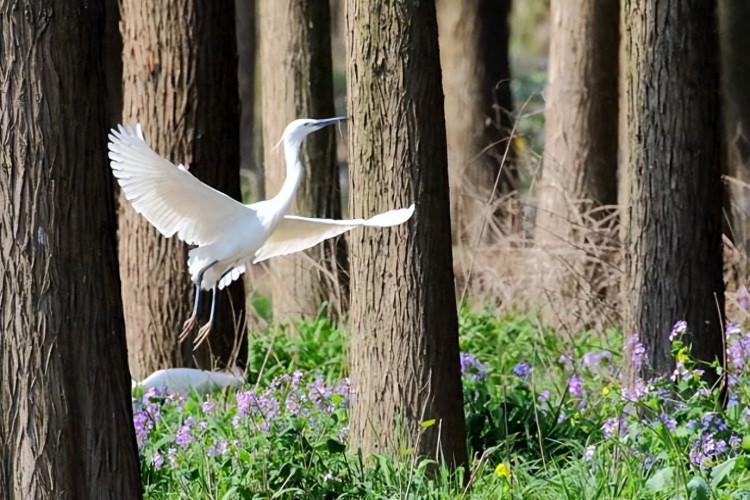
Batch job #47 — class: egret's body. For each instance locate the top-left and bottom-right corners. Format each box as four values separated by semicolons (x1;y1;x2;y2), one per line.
132;367;245;396
108;118;414;344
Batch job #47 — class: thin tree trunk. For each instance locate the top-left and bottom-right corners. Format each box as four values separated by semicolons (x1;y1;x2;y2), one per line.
0;1;142;497
535;0;619;244
438;0;518;244
119;0;247;378
346;0;468;469
622;0;724;380
259;0;347;321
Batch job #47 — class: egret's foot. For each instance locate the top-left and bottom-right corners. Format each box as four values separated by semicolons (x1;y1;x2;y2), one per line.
193;322;213;349
179;316;198;343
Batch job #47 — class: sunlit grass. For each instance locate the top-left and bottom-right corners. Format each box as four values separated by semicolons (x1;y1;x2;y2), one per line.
135;308;750;499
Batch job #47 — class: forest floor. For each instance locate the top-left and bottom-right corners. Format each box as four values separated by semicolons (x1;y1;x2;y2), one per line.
133;307;750;499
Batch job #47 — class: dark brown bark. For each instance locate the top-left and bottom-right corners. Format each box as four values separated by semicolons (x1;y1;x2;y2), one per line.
622;0;724;380
0;1;142;497
719;0;750;257
119;0;247;378
259;0;347;320
346;1;468;469
535;0;619;244
438;0;518;244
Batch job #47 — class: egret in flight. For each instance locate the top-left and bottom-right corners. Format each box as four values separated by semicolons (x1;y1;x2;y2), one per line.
108;117;414;345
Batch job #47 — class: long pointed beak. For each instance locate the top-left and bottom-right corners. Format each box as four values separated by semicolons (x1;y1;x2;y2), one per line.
315;116;346;129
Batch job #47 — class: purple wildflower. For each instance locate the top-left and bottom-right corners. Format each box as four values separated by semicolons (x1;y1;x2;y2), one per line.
583;445;595;461
622;378;648;402
601;416;626;439
459;352;488;381
167;447;178;468
582;351;611;369
625;335;646;371
728;394;739;408
175;417;194;448
151;450;164;470
567;374;583;398
133;410;151;450
143;386;163;402
658;413;677;431
207;439;230;457
669;321;687;342
202;399;216;415
512;361;532;380
538;390;550;403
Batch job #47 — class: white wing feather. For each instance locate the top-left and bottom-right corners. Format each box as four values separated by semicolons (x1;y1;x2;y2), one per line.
108;124;250;246
253;205;415;264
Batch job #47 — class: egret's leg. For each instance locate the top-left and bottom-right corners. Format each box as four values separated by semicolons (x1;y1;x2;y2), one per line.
194;285;218;348
179;282;202;342
179;260;217;342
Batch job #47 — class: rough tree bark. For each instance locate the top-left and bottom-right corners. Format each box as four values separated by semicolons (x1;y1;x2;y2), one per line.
119;0;247;378
0;1;142;497
535;0;619;243
346;1;468;468
622;0;724;380
437;0;518;243
259;0;347;320
719;0;750;258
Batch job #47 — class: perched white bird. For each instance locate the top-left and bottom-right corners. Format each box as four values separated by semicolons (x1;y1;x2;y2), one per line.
132;367;245;396
108;118;415;345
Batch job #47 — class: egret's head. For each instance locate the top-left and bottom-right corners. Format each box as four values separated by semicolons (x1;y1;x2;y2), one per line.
279;116;346;149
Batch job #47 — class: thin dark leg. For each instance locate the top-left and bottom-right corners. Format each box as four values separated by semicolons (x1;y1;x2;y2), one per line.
194;285;218;347
178;260;218;342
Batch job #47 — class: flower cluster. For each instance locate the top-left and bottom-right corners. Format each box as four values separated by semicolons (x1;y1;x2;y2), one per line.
132;369;351;471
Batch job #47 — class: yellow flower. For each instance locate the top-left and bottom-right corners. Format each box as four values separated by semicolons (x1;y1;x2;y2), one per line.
602;386;610;396
676;347;689;363
495;463;511;479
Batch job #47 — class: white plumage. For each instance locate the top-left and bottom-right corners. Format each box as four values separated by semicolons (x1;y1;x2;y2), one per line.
132;367;245;396
108;118;415;344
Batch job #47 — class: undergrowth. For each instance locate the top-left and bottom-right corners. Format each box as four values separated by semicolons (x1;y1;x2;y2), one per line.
134;307;750;499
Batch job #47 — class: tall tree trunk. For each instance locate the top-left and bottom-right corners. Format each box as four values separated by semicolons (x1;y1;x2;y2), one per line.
719;0;750;262
535;0;619;241
437;0;518;244
622;0;724;380
259;0;347;320
119;0;247;379
346;0;468;469
0;1;143;497
532;0;619;326
237;0;262;202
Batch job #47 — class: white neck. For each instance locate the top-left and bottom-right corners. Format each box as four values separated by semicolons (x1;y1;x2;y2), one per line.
270;139;303;215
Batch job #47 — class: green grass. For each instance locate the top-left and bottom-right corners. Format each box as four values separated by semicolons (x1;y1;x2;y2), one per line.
134;308;750;499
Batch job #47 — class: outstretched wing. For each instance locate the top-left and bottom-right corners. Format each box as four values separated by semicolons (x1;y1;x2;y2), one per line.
253;205;415;264
108;124;250;246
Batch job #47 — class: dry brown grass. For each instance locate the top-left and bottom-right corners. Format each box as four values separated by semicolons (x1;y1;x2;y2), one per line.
454;193;622;332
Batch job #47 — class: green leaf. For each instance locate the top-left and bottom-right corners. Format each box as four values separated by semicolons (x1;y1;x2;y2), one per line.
420;419;436;429
326;438;346;454
645;466;674;493
687;476;710;500
710;457;738;489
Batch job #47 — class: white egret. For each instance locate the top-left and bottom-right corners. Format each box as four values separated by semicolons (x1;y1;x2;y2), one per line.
108;118;415;345
132;367;244;396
